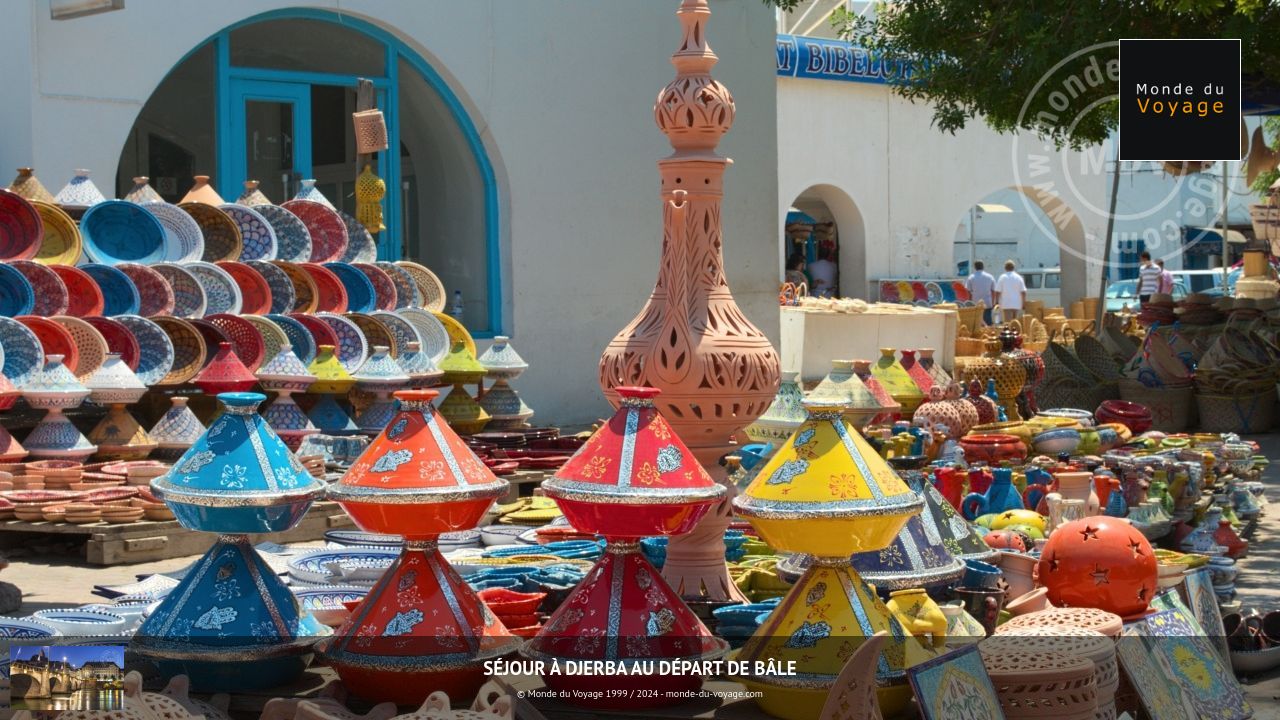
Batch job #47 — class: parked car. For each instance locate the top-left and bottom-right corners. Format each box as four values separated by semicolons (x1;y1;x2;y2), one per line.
1104;279;1189;312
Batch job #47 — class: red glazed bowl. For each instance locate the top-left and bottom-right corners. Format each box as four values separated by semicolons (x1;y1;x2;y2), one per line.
958;433;1027;466
50;265;105;317
216;261;273;315
1095;400;1152;435
552;497;716;539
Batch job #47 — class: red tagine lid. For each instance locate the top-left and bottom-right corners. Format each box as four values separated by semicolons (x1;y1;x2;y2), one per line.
192;342;258;395
542;386;725;506
329;389;507;506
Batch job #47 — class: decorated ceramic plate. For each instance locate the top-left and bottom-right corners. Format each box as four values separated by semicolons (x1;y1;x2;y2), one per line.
265;313;317;366
324;262;376;314
352;262;397;311
215;260;272;315
49;266;103;318
0;188;44;261
181;202;242;262
83;316;140;371
291;584;370;624
0;263;35;317
241;314;290;368
343;313;395;355
0;616;58;639
16;316;78;376
81;200;167;265
218;203;277;261
140;201;203;263
113;315;175;385
338;209;377;264
151;263;206;319
205;313;267;372
287;548;400;586
116;262;175;318
185;318;229;368
369;310;422;357
10;260;68;317
183;261;242;316
81;264;140;317
315;312;368;374
271;260;319;313
282;199;348;264
151;316;206;386
31;200;81;266
375;261;419;309
395;308;450;364
287;313;340;355
253;204;311;263
246;260;296;315
395;261;446;311
48;316;108;381
432;310;477;357
300;262;348;313
0;316;44;386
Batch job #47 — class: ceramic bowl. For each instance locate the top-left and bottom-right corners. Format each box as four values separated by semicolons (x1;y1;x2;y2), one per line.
1231;645;1280;675
81;200;167;264
1032;428;1081;455
266;313;317;365
324;262;376;314
301;263;349;313
81;264;141;317
1037;408;1095;427
219;203;278;261
80;601;150;631
117;262;175;317
0;616;60;638
0;189;45;261
216;261;273;315
181;202;242;262
50;265;104;317
152;263;207;319
31;200;82;265
353;263;398;311
376;261;419;308
481;525;533;547
0;263;35;317
254;204;312;263
338;210;377;263
31;608;128;636
287;548;400;586
291;584;369;626
247;260;296;315
183;261;242;316
282;200;348;263
139;201;204;263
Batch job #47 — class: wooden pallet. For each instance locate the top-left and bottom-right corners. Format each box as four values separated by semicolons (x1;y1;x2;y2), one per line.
0;501;355;566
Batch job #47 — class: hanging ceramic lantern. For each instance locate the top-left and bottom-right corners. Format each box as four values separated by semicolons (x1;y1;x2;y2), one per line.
526;386;728;709
355;164;386;235
352;110;390;155
733;398;928;720
320;388;516;705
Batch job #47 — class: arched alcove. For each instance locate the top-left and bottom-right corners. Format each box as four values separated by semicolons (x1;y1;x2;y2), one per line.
783;183;867;298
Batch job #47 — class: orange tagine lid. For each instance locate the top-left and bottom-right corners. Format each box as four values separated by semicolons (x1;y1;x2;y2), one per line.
541;386;725;506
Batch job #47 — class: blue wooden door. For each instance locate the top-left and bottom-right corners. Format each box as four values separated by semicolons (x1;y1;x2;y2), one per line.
227;79;312;204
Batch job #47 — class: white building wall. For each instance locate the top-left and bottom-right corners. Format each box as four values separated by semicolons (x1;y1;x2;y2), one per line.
0;0;780;428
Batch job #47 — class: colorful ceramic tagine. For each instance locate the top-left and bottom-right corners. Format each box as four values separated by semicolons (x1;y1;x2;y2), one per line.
238;180;272;206
292;179;334;208
477;336;533;430
438;341;490;435
320;389;516;705
135;392;327;690
85;353;156;461
808;359;882;428
395;341;443;389
23;354;97;461
352;346;410;435
733;399;926;719
917;348;951;387
124;176;164;204
257;346;319;451
149;396;205;462
598;0;781;606
871;348;925;417
528;387;728;708
899;349;935;395
194;342;258;395
1037;516;1158;620
307;345;359;435
180;175;226;205
852;359;902;424
54;169;106;212
1214;518;1249;559
745;370;806;445
10;167;56;204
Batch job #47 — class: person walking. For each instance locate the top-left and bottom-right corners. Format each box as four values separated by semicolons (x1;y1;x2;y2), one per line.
965;261;996;325
995;260;1027;322
1136;252;1161;305
1156;258;1174;295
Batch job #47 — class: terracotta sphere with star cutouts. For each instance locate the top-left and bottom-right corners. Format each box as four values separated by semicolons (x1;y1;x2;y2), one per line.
1036;515;1158;619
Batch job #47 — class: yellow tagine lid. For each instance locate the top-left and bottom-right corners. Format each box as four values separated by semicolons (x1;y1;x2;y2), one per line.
733;399;922;557
307;345;354;394
870;348;925;410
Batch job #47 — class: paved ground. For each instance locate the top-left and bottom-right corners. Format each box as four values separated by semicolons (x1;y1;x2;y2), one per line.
6;437;1280;716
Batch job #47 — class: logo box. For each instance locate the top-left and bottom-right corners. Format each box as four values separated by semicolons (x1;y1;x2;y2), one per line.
1119;38;1241;161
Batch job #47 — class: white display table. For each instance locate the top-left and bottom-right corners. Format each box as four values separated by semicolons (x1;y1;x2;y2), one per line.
780;305;958;383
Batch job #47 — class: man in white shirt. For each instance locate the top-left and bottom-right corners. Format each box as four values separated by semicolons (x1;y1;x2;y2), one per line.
995;260;1027;321
807;247;837;298
1136;252;1161;304
965;261;996;325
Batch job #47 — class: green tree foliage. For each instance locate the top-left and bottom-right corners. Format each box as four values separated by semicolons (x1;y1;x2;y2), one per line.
766;0;1280;151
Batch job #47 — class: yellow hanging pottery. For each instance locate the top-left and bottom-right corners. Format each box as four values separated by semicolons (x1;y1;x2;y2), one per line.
355;164;386;234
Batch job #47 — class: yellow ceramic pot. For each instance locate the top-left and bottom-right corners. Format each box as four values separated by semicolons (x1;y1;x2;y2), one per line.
969;420;1032;448
989;508;1047;533
887;588;947;649
1076;426;1101;455
1026;415;1079;435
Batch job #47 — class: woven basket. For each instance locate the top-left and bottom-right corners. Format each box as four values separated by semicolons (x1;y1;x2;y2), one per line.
1038;377;1114;412
1075;334;1123;381
956;326;993;356
957;305;984;331
1118;378;1194;432
1043;330;1096;385
353;109;390;154
1195;391;1277;434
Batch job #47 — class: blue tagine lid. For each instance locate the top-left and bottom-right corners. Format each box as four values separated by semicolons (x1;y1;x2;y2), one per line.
151;392;325;534
132;535;329;665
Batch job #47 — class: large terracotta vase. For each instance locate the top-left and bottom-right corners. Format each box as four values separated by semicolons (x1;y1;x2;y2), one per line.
597;0;780;603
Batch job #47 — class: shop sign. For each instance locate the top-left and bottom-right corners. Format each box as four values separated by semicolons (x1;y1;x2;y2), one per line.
776;34;914;85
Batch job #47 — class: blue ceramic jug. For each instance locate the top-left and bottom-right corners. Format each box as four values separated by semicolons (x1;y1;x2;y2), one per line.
962;467;1023;521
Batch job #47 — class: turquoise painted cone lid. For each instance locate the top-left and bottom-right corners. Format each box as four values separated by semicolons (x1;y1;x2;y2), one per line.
151;392;324;508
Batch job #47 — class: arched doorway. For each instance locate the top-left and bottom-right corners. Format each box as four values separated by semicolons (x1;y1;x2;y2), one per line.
114;10;503;335
783;184;866;298
951;187;1088;310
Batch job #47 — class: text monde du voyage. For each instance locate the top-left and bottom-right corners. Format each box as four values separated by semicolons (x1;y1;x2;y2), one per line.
1133;82;1229;118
